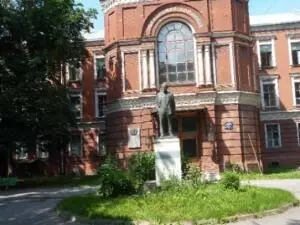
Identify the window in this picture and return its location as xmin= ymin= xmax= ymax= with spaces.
xmin=257 ymin=40 xmax=276 ymax=68
xmin=158 ymin=22 xmax=195 ymax=84
xmin=292 ymin=75 xmax=300 ymax=106
xmin=15 ymin=142 xmax=28 ymax=160
xmin=260 ymin=76 xmax=279 ymax=109
xmin=94 ymin=56 xmax=105 ymax=80
xmin=290 ymin=41 xmax=300 ymax=66
xmin=37 ymin=141 xmax=49 ymax=159
xmin=265 ymin=124 xmax=281 ymax=148
xmin=297 ymin=123 xmax=300 ymax=146
xmin=70 ymin=133 xmax=82 ymax=156
xmin=70 ymin=93 xmax=82 ymax=119
xmin=95 ymin=92 xmax=106 ymax=118
xmin=97 ymin=133 xmax=107 ymax=156
xmin=67 ymin=64 xmax=82 ymax=81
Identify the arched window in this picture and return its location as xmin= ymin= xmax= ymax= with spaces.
xmin=158 ymin=22 xmax=195 ymax=84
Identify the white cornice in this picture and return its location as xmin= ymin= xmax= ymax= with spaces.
xmin=261 ymin=111 xmax=300 ymax=121
xmin=107 ymin=91 xmax=260 ymax=114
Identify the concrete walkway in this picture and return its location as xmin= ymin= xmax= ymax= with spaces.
xmin=0 ymin=186 xmax=98 ymax=225
xmin=226 ymin=180 xmax=300 ymax=225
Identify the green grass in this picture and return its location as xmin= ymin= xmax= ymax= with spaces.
xmin=58 ymin=185 xmax=297 ymax=223
xmin=15 ymin=175 xmax=100 ymax=189
xmin=237 ymin=168 xmax=300 ymax=180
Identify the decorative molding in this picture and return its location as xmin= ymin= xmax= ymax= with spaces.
xmin=100 ymin=0 xmax=152 ymax=13
xmin=107 ymin=91 xmax=260 ymax=114
xmin=145 ymin=5 xmax=203 ymax=35
xmin=251 ymin=21 xmax=300 ymax=32
xmin=261 ymin=111 xmax=300 ymax=121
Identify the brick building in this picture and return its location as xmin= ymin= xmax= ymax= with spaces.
xmin=11 ymin=2 xmax=300 ymax=177
xmin=251 ymin=13 xmax=300 ymax=168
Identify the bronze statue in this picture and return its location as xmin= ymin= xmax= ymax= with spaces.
xmin=156 ymin=82 xmax=176 ymax=137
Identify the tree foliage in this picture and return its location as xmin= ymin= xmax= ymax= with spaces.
xmin=0 ymin=0 xmax=97 ymax=152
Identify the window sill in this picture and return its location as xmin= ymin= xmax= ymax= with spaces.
xmin=164 ymin=82 xmax=196 ymax=87
xmin=291 ymin=64 xmax=300 ymax=68
xmin=262 ymin=107 xmax=280 ymax=111
xmin=260 ymin=66 xmax=276 ymax=70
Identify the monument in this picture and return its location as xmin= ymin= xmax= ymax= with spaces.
xmin=154 ymin=83 xmax=181 ymax=186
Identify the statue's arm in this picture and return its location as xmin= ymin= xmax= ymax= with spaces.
xmin=170 ymin=94 xmax=176 ymax=112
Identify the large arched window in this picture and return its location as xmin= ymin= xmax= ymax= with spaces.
xmin=158 ymin=22 xmax=195 ymax=84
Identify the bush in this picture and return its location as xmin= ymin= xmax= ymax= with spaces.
xmin=220 ymin=172 xmax=240 ymax=190
xmin=224 ymin=162 xmax=244 ymax=173
xmin=128 ymin=152 xmax=155 ymax=187
xmin=185 ymin=164 xmax=202 ymax=187
xmin=97 ymin=155 xmax=136 ymax=198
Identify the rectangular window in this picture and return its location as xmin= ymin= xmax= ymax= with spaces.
xmin=265 ymin=124 xmax=281 ymax=149
xmin=70 ymin=94 xmax=82 ymax=119
xmin=292 ymin=75 xmax=300 ymax=106
xmin=70 ymin=133 xmax=82 ymax=156
xmin=95 ymin=92 xmax=106 ymax=118
xmin=260 ymin=77 xmax=279 ymax=109
xmin=291 ymin=42 xmax=300 ymax=66
xmin=68 ymin=64 xmax=81 ymax=81
xmin=95 ymin=57 xmax=105 ymax=80
xmin=98 ymin=133 xmax=107 ymax=156
xmin=260 ymin=44 xmax=273 ymax=67
xmin=257 ymin=40 xmax=276 ymax=68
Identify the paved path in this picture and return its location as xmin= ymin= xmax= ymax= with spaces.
xmin=0 ymin=186 xmax=98 ymax=225
xmin=227 ymin=180 xmax=300 ymax=225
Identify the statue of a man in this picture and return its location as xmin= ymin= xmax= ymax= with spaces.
xmin=156 ymin=82 xmax=176 ymax=137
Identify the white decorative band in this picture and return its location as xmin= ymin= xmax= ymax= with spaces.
xmin=100 ymin=0 xmax=152 ymax=12
xmin=107 ymin=91 xmax=260 ymax=114
xmin=260 ymin=111 xmax=300 ymax=121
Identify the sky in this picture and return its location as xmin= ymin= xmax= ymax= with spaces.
xmin=77 ymin=0 xmax=300 ymax=31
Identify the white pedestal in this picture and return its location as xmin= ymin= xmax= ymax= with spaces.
xmin=154 ymin=137 xmax=181 ymax=186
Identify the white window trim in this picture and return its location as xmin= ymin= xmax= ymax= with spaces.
xmin=94 ymin=90 xmax=106 ymax=118
xmin=68 ymin=131 xmax=83 ymax=157
xmin=256 ymin=39 xmax=276 ymax=68
xmin=264 ymin=123 xmax=282 ymax=149
xmin=70 ymin=92 xmax=83 ymax=119
xmin=93 ymin=54 xmax=105 ymax=81
xmin=291 ymin=74 xmax=300 ymax=106
xmin=288 ymin=38 xmax=300 ymax=66
xmin=66 ymin=63 xmax=83 ymax=82
xmin=260 ymin=76 xmax=280 ymax=109
xmin=96 ymin=130 xmax=107 ymax=156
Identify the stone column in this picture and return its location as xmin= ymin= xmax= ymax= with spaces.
xmin=197 ymin=45 xmax=204 ymax=86
xmin=204 ymin=45 xmax=212 ymax=85
xmin=149 ymin=49 xmax=156 ymax=89
xmin=141 ymin=50 xmax=149 ymax=89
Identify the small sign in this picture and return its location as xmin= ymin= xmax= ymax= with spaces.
xmin=224 ymin=122 xmax=234 ymax=130
xmin=128 ymin=128 xmax=141 ymax=149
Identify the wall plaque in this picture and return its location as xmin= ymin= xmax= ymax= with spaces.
xmin=128 ymin=128 xmax=141 ymax=149
xmin=224 ymin=122 xmax=234 ymax=130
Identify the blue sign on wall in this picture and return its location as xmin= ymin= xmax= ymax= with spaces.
xmin=224 ymin=122 xmax=234 ymax=130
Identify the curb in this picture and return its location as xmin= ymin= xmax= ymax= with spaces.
xmin=56 ymin=201 xmax=299 ymax=225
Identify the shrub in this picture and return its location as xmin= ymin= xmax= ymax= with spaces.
xmin=225 ymin=162 xmax=244 ymax=173
xmin=128 ymin=152 xmax=155 ymax=188
xmin=97 ymin=155 xmax=135 ymax=198
xmin=160 ymin=176 xmax=182 ymax=191
xmin=185 ymin=164 xmax=202 ymax=187
xmin=220 ymin=172 xmax=240 ymax=190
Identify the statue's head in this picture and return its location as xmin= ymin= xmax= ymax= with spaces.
xmin=161 ymin=82 xmax=168 ymax=92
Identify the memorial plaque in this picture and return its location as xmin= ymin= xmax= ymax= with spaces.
xmin=128 ymin=128 xmax=141 ymax=149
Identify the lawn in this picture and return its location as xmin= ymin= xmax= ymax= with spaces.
xmin=237 ymin=168 xmax=300 ymax=180
xmin=15 ymin=175 xmax=100 ymax=189
xmin=58 ymin=185 xmax=297 ymax=223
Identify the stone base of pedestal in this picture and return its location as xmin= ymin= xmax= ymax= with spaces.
xmin=154 ymin=136 xmax=181 ymax=186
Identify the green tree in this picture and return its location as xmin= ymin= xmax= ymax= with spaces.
xmin=0 ymin=0 xmax=97 ymax=175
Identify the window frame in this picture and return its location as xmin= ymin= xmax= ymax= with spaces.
xmin=264 ymin=123 xmax=281 ymax=149
xmin=94 ymin=90 xmax=106 ymax=119
xmin=96 ymin=131 xmax=107 ymax=156
xmin=288 ymin=38 xmax=300 ymax=66
xmin=257 ymin=39 xmax=276 ymax=68
xmin=260 ymin=76 xmax=280 ymax=109
xmin=70 ymin=92 xmax=83 ymax=120
xmin=66 ymin=63 xmax=83 ymax=82
xmin=94 ymin=54 xmax=105 ymax=81
xmin=157 ymin=21 xmax=196 ymax=85
xmin=291 ymin=74 xmax=300 ymax=106
xmin=69 ymin=132 xmax=83 ymax=157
